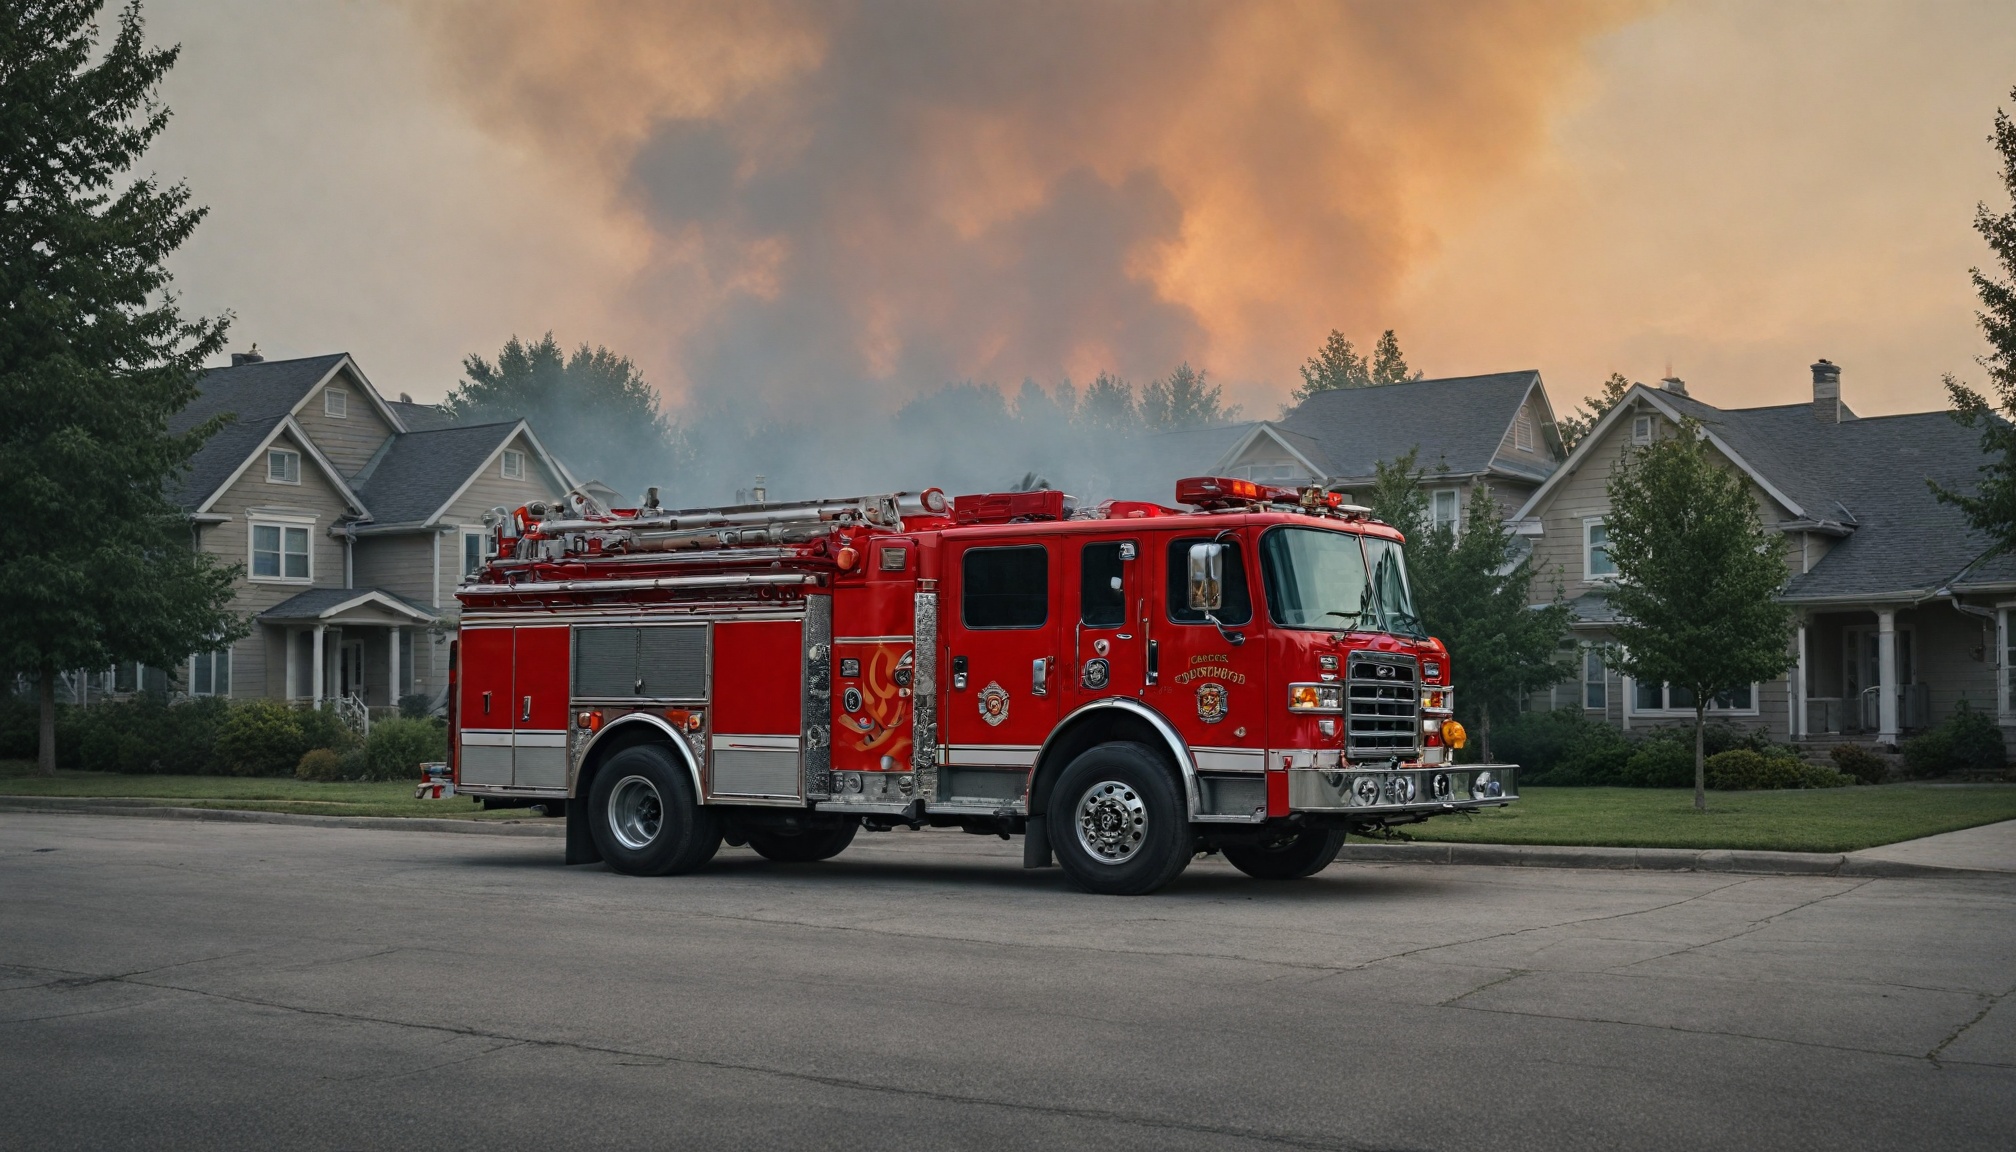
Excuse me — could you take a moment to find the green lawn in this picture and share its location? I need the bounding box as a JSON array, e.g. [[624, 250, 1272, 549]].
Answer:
[[1399, 784, 2016, 853], [0, 763, 544, 820]]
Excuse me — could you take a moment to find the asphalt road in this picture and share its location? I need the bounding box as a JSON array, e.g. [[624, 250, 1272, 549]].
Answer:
[[3, 813, 2013, 1152]]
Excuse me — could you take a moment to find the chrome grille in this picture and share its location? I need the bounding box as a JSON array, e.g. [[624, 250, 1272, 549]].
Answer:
[[1347, 653, 1419, 757]]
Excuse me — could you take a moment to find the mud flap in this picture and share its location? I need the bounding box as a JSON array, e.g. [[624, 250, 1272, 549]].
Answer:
[[1023, 812, 1054, 868], [565, 804, 603, 866]]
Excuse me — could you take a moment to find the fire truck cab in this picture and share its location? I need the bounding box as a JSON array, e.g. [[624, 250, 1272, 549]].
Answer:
[[452, 478, 1515, 896]]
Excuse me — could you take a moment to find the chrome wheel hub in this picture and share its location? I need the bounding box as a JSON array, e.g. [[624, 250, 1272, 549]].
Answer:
[[608, 774, 664, 850], [1075, 779, 1147, 865]]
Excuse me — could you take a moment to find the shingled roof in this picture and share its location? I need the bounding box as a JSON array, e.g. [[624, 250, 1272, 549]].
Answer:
[[1273, 371, 1552, 481], [169, 354, 352, 509], [351, 421, 531, 527]]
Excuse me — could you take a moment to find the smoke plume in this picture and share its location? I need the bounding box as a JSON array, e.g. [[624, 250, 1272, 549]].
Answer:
[[405, 0, 1645, 501]]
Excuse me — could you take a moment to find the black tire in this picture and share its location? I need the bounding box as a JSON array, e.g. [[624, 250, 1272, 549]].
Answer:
[[745, 818, 859, 863], [587, 743, 721, 876], [1222, 829, 1344, 880], [1049, 741, 1191, 896]]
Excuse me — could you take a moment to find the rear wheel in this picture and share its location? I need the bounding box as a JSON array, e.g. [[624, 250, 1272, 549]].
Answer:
[[1049, 741, 1191, 896], [746, 818, 859, 863], [1222, 829, 1344, 880], [588, 744, 720, 875]]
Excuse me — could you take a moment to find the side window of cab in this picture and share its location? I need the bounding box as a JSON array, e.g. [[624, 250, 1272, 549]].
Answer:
[[1165, 536, 1252, 625]]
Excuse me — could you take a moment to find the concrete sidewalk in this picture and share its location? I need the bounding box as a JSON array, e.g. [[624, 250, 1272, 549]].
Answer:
[[4, 795, 2014, 878]]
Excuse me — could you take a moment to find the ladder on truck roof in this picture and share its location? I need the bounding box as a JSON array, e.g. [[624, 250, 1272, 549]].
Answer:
[[493, 488, 951, 555]]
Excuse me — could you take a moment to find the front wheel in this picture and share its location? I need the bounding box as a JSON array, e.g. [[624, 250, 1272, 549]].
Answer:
[[1222, 829, 1344, 879], [746, 818, 859, 863], [1050, 741, 1191, 896], [588, 744, 721, 876]]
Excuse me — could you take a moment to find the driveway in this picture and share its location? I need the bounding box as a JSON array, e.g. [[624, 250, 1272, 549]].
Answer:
[[3, 813, 2012, 1151]]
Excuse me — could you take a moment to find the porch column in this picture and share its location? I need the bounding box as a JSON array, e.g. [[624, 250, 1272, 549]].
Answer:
[[389, 627, 403, 708], [1877, 609, 1899, 745], [311, 624, 326, 708], [1794, 620, 1808, 740], [284, 631, 297, 700]]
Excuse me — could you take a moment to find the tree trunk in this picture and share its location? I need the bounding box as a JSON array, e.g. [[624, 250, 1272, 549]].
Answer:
[[1478, 709, 1493, 763], [1693, 703, 1707, 812], [37, 663, 57, 777]]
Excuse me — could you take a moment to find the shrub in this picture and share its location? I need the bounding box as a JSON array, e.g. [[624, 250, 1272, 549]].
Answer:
[[398, 693, 436, 719], [0, 696, 42, 760], [1493, 709, 1632, 785], [358, 717, 447, 781], [52, 696, 231, 774], [296, 747, 344, 781], [294, 705, 360, 754], [1705, 748, 1849, 790], [1830, 743, 1889, 785], [1622, 740, 1696, 788], [214, 700, 307, 776], [1944, 701, 2007, 776]]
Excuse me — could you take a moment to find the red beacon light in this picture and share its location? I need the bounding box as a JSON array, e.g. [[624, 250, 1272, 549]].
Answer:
[[1174, 476, 1266, 509]]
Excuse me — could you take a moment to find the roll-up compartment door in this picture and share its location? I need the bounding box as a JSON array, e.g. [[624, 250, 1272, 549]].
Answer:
[[572, 625, 708, 700]]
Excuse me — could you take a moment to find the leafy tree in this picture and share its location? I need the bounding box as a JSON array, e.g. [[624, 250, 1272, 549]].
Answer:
[[1368, 330, 1417, 385], [1935, 88, 2016, 545], [1603, 421, 1795, 810], [0, 1, 245, 774], [1366, 451, 1571, 759], [1293, 330, 1370, 402], [1075, 370, 1138, 433], [1558, 372, 1634, 450], [444, 332, 676, 501], [1140, 361, 1237, 428]]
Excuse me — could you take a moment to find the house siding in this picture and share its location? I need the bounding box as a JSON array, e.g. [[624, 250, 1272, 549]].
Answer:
[[290, 365, 397, 478], [439, 431, 571, 569]]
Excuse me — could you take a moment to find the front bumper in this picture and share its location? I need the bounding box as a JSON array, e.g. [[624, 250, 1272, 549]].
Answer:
[[1287, 764, 1516, 816]]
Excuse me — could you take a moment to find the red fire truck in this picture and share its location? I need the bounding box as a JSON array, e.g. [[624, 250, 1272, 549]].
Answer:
[[450, 478, 1514, 895]]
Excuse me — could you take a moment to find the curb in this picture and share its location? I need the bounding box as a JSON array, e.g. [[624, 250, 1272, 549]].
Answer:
[[1334, 840, 2004, 879], [0, 796, 563, 837], [2, 798, 2008, 877]]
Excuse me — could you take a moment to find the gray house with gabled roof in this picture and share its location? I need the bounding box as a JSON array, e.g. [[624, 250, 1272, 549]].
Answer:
[[1512, 360, 2011, 747], [160, 351, 580, 712]]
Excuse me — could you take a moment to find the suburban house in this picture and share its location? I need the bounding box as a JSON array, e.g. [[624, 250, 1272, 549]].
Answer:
[[1512, 360, 2012, 747], [151, 351, 579, 712], [1201, 371, 1567, 527]]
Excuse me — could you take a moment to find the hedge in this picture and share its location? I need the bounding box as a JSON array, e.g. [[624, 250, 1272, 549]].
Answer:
[[2, 695, 439, 779]]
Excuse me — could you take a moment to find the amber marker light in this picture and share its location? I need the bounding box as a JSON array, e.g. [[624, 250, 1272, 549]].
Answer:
[[575, 710, 603, 732], [835, 546, 858, 570], [665, 709, 704, 732], [1441, 719, 1468, 750]]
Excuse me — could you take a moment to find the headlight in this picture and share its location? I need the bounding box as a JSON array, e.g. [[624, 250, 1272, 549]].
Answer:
[[1471, 770, 1500, 799], [1288, 683, 1344, 712], [1386, 775, 1416, 803], [1441, 719, 1468, 750], [1353, 776, 1381, 805]]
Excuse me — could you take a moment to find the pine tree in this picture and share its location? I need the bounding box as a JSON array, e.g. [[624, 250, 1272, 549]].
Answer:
[[1603, 422, 1795, 810], [1558, 373, 1634, 450], [1368, 330, 1416, 385], [1292, 330, 1370, 403], [0, 1, 244, 774], [1140, 362, 1235, 429], [1075, 371, 1139, 432], [1934, 89, 2016, 546], [445, 333, 675, 500]]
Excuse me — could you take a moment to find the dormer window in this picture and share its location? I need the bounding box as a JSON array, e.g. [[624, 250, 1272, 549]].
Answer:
[[501, 449, 526, 480], [1632, 414, 1653, 446], [324, 388, 348, 418], [267, 449, 301, 484], [1514, 411, 1534, 452]]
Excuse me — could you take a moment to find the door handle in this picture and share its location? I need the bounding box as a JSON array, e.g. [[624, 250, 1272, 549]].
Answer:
[[1146, 641, 1159, 685], [952, 655, 969, 690], [520, 696, 532, 723], [1032, 657, 1049, 697], [482, 691, 491, 715]]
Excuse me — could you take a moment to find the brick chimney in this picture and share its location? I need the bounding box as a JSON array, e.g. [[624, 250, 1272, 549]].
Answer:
[[1660, 375, 1687, 396], [1811, 358, 1842, 423]]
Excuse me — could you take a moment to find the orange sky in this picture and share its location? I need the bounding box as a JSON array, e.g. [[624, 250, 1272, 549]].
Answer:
[[146, 0, 2016, 421]]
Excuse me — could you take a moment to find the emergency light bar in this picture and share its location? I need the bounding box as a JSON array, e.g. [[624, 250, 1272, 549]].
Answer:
[[1175, 476, 1362, 515]]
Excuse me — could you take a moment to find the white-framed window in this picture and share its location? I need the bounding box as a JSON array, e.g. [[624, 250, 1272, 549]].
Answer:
[[501, 449, 526, 480], [462, 529, 488, 577], [250, 522, 312, 582], [324, 388, 348, 418], [1632, 414, 1654, 446], [1584, 648, 1608, 710], [1431, 489, 1460, 532], [267, 448, 301, 484], [190, 647, 232, 697], [1514, 410, 1534, 451], [1629, 680, 1757, 715], [1584, 518, 1616, 580]]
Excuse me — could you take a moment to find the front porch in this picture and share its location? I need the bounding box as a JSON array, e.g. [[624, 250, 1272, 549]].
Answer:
[[1793, 601, 1998, 746], [260, 588, 438, 716]]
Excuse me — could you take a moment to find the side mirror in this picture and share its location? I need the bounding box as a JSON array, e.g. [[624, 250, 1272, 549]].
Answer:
[[1187, 542, 1224, 612]]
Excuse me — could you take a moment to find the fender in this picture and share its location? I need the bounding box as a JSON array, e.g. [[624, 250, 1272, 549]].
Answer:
[[573, 712, 704, 801], [1034, 697, 1202, 819]]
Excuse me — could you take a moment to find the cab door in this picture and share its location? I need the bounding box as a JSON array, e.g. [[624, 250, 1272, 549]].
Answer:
[[1139, 531, 1267, 774], [939, 539, 1061, 773], [1063, 537, 1146, 708]]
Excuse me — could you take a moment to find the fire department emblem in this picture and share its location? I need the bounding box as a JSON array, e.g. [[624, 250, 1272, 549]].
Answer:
[[978, 681, 1011, 727], [1195, 682, 1229, 724], [1081, 658, 1110, 690]]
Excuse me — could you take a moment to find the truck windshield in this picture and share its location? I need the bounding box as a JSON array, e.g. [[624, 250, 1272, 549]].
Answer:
[[1259, 527, 1424, 637]]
